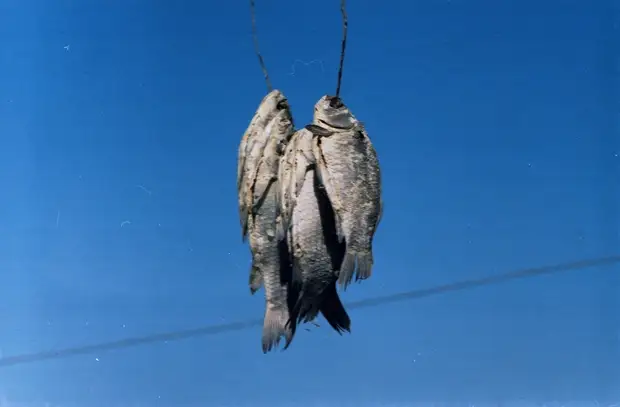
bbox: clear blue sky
[0,0,618,405]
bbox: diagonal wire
[250,0,273,92]
[0,255,618,368]
[335,0,348,98]
[348,256,620,308]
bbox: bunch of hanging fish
[237,90,383,353]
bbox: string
[335,0,348,98]
[250,0,273,92]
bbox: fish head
[256,89,291,120]
[313,95,357,131]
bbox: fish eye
[276,100,288,110]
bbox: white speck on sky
[288,59,325,76]
[136,184,152,195]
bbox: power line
[335,0,348,98]
[0,255,617,368]
[250,0,272,92]
[347,256,619,308]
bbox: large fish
[307,95,383,289]
[245,108,299,352]
[278,128,351,334]
[237,89,291,293]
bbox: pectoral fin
[252,176,276,214]
[249,264,263,294]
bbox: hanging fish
[306,95,383,290]
[237,90,291,294]
[245,108,299,353]
[237,90,291,243]
[247,107,295,294]
[278,128,351,334]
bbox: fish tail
[283,280,301,345]
[300,305,321,325]
[337,250,374,290]
[337,251,357,289]
[355,251,373,282]
[289,291,320,328]
[318,284,351,334]
[262,305,295,353]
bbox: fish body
[280,129,351,334]
[242,104,297,352]
[247,108,295,297]
[237,90,293,295]
[247,181,298,353]
[309,95,383,289]
[237,90,291,242]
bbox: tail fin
[262,305,295,353]
[299,298,321,325]
[338,250,373,290]
[319,284,351,334]
[288,292,320,328]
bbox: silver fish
[248,108,295,295]
[308,95,383,289]
[237,90,292,294]
[279,128,351,334]
[237,90,290,242]
[245,109,298,352]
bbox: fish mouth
[276,99,289,110]
[318,118,354,130]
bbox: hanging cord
[335,0,348,98]
[250,0,273,92]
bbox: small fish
[238,90,291,242]
[247,108,295,295]
[309,95,383,289]
[245,108,298,353]
[279,128,351,334]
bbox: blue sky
[0,0,618,405]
